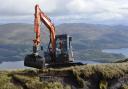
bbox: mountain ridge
[0,23,127,63]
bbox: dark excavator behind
[24,4,81,69]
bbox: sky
[0,0,128,25]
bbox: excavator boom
[34,4,56,53]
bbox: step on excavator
[24,4,82,69]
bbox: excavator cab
[55,34,74,63]
[45,34,74,64]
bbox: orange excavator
[24,4,81,69]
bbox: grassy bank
[0,63,128,89]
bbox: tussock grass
[0,70,71,89]
[0,63,128,89]
[0,72,22,89]
[39,63,128,88]
[41,63,128,79]
[120,84,128,89]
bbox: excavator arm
[33,4,56,54]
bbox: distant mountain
[0,23,128,49]
[57,23,128,49]
[0,23,33,45]
[0,23,127,63]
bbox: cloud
[0,0,58,16]
[0,0,128,25]
[67,0,94,13]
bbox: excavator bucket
[24,54,45,69]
